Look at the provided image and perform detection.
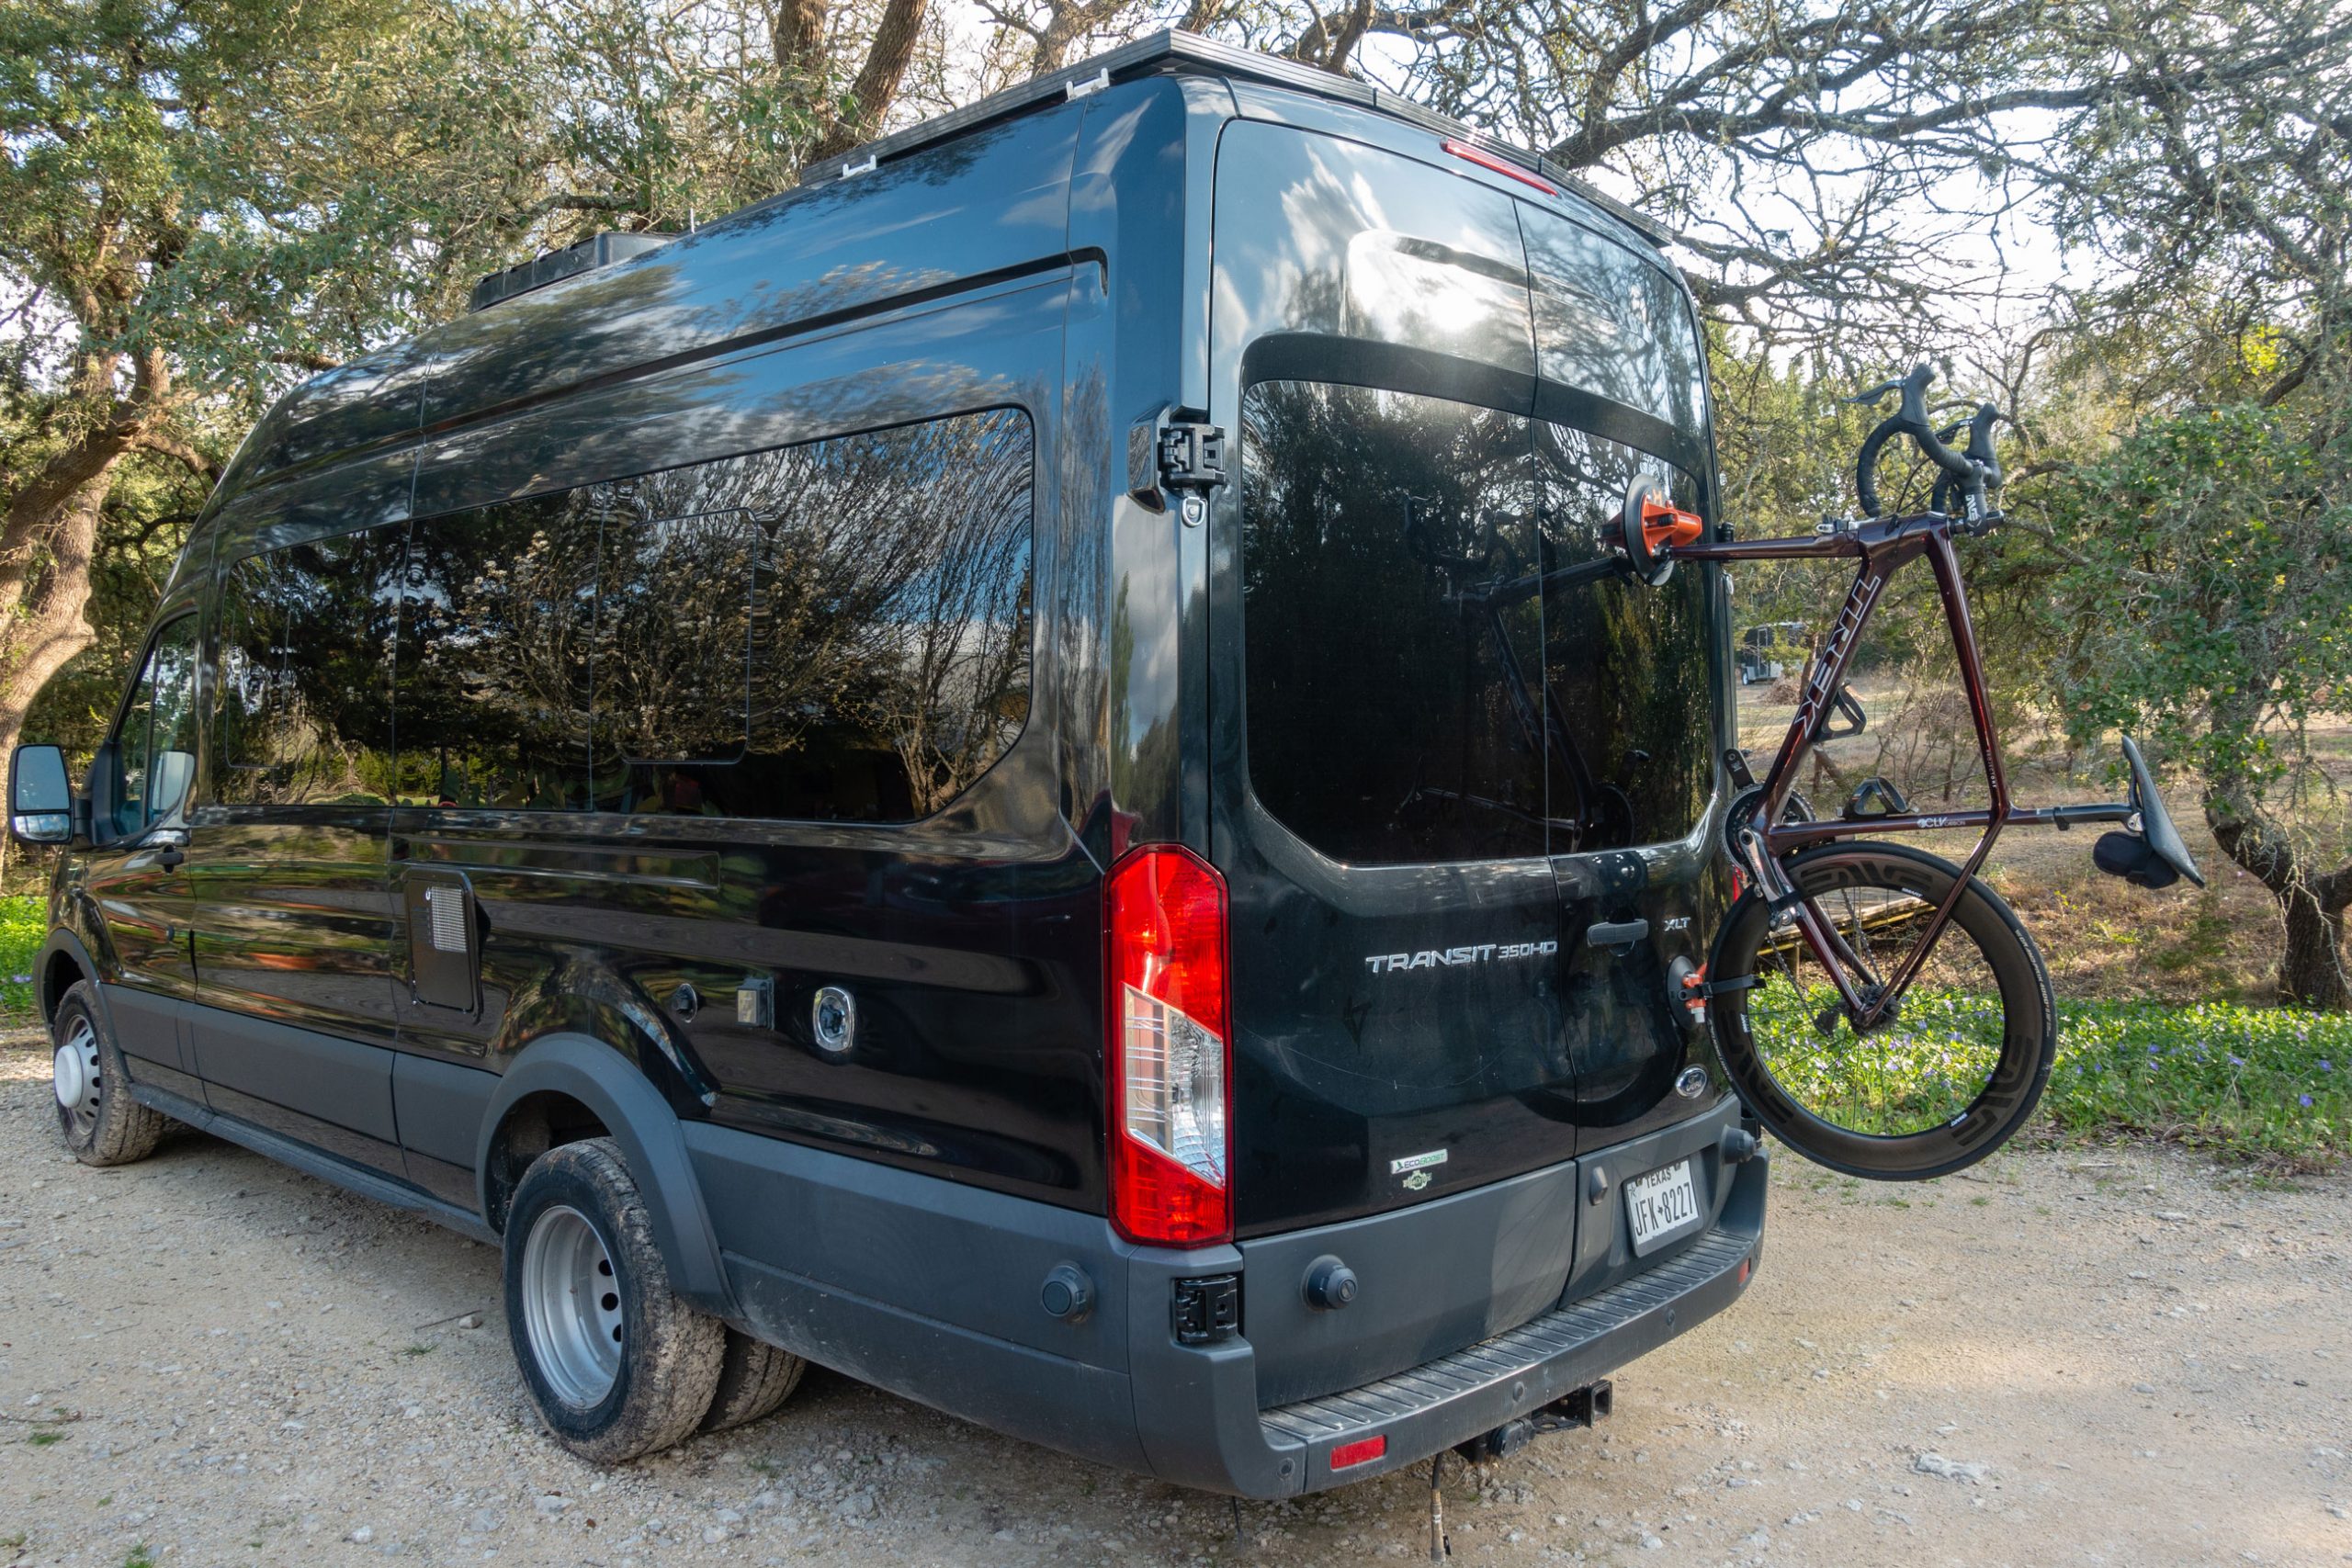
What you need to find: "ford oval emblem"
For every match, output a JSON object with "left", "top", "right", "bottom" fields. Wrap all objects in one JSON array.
[{"left": 1675, "top": 1066, "right": 1710, "bottom": 1099}]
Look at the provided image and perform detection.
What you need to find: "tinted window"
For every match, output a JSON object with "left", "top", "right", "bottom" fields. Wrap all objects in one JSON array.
[
  {"left": 393, "top": 409, "right": 1035, "bottom": 823},
  {"left": 1535, "top": 423, "right": 1714, "bottom": 852},
  {"left": 114, "top": 615, "right": 202, "bottom": 835},
  {"left": 1241, "top": 381, "right": 1544, "bottom": 865},
  {"left": 214, "top": 533, "right": 401, "bottom": 806},
  {"left": 394, "top": 491, "right": 598, "bottom": 809},
  {"left": 1241, "top": 382, "right": 1714, "bottom": 865},
  {"left": 1521, "top": 206, "right": 1707, "bottom": 436},
  {"left": 592, "top": 410, "right": 1035, "bottom": 821}
]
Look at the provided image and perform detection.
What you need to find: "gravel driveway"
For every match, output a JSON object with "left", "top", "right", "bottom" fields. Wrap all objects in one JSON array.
[{"left": 1, "top": 1038, "right": 2346, "bottom": 1568}]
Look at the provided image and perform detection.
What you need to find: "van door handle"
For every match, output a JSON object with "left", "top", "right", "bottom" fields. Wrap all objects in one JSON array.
[{"left": 1586, "top": 919, "right": 1648, "bottom": 953}]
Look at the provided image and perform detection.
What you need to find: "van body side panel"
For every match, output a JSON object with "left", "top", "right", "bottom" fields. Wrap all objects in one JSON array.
[
  {"left": 391, "top": 249, "right": 1102, "bottom": 1208},
  {"left": 413, "top": 107, "right": 1086, "bottom": 436}
]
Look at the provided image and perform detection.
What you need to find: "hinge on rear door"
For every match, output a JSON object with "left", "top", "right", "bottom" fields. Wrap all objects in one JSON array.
[
  {"left": 1158, "top": 420, "right": 1226, "bottom": 491},
  {"left": 1128, "top": 405, "right": 1227, "bottom": 520}
]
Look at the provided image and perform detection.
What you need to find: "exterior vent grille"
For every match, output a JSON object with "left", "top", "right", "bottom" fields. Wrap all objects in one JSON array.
[
  {"left": 424, "top": 884, "right": 468, "bottom": 953},
  {"left": 468, "top": 231, "right": 673, "bottom": 313}
]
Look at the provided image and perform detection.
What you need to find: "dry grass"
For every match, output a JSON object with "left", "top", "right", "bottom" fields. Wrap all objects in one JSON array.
[{"left": 1736, "top": 672, "right": 2350, "bottom": 1006}]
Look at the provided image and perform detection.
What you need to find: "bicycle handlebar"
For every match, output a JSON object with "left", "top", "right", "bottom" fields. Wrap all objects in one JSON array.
[{"left": 1849, "top": 363, "right": 2004, "bottom": 521}]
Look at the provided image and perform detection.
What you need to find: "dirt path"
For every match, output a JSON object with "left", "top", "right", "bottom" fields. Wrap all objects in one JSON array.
[{"left": 1, "top": 1041, "right": 2346, "bottom": 1568}]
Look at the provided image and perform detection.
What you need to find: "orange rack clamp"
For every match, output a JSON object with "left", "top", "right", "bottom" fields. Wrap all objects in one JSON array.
[{"left": 1640, "top": 494, "right": 1705, "bottom": 557}]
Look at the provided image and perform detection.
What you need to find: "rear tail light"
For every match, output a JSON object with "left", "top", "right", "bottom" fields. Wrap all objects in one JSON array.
[
  {"left": 1329, "top": 1435, "right": 1387, "bottom": 1470},
  {"left": 1105, "top": 845, "right": 1232, "bottom": 1247}
]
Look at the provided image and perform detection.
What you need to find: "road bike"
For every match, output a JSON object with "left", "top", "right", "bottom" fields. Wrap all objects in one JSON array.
[{"left": 1626, "top": 364, "right": 2203, "bottom": 1179}]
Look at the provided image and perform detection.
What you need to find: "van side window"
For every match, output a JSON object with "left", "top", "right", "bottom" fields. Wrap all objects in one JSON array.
[
  {"left": 594, "top": 408, "right": 1036, "bottom": 822},
  {"left": 214, "top": 534, "right": 401, "bottom": 806},
  {"left": 394, "top": 492, "right": 597, "bottom": 810},
  {"left": 112, "top": 614, "right": 203, "bottom": 835}
]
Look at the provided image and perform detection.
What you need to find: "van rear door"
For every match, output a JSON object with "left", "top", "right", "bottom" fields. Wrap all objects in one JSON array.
[{"left": 1208, "top": 120, "right": 1725, "bottom": 1239}]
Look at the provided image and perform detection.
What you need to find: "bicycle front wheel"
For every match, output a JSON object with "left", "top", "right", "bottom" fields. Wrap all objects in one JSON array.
[{"left": 1708, "top": 841, "right": 2055, "bottom": 1179}]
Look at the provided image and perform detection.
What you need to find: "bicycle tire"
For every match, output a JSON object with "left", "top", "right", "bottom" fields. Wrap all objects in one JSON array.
[{"left": 1707, "top": 840, "right": 2055, "bottom": 1179}]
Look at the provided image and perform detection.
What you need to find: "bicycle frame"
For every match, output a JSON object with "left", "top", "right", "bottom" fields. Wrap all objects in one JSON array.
[{"left": 1671, "top": 510, "right": 2137, "bottom": 1030}]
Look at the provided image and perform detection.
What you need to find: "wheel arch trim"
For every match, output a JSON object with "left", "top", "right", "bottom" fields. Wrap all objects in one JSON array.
[{"left": 476, "top": 1034, "right": 739, "bottom": 1319}]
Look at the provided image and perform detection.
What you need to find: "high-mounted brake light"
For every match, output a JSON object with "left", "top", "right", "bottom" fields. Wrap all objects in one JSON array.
[
  {"left": 1105, "top": 845, "right": 1232, "bottom": 1247},
  {"left": 1441, "top": 138, "right": 1558, "bottom": 197}
]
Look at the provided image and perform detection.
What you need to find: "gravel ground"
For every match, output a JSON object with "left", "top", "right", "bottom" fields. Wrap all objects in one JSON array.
[{"left": 1, "top": 1035, "right": 2347, "bottom": 1568}]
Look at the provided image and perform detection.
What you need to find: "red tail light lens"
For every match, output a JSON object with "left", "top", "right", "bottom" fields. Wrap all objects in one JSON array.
[
  {"left": 1329, "top": 1435, "right": 1387, "bottom": 1470},
  {"left": 1104, "top": 845, "right": 1232, "bottom": 1247}
]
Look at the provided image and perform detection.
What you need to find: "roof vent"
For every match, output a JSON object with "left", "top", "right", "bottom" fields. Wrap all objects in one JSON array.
[{"left": 468, "top": 230, "right": 673, "bottom": 313}]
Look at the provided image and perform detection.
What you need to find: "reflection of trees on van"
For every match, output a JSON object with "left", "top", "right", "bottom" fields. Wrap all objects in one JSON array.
[
  {"left": 600, "top": 410, "right": 1033, "bottom": 819},
  {"left": 396, "top": 494, "right": 598, "bottom": 809},
  {"left": 1242, "top": 379, "right": 1545, "bottom": 866},
  {"left": 1240, "top": 381, "right": 1713, "bottom": 866},
  {"left": 393, "top": 408, "right": 1033, "bottom": 823},
  {"left": 214, "top": 531, "right": 403, "bottom": 806}
]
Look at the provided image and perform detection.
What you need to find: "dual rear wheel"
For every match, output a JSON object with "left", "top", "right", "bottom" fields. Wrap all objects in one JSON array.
[{"left": 503, "top": 1138, "right": 807, "bottom": 1461}]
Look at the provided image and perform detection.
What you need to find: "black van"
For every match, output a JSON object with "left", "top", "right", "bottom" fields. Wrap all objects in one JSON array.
[{"left": 8, "top": 31, "right": 1764, "bottom": 1493}]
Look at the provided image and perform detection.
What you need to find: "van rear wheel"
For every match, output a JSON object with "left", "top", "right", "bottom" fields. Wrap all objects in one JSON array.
[
  {"left": 503, "top": 1138, "right": 725, "bottom": 1462},
  {"left": 699, "top": 1329, "right": 807, "bottom": 1433}
]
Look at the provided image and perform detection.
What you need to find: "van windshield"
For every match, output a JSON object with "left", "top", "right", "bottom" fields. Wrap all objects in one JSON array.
[{"left": 1239, "top": 380, "right": 1714, "bottom": 866}]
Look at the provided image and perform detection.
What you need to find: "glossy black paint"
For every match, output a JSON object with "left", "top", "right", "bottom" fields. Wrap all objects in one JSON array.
[
  {"left": 1205, "top": 118, "right": 1733, "bottom": 1233},
  {"left": 32, "top": 39, "right": 1746, "bottom": 1487}
]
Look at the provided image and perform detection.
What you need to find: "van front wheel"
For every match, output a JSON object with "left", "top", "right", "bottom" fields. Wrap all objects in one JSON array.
[
  {"left": 503, "top": 1138, "right": 725, "bottom": 1463},
  {"left": 51, "top": 982, "right": 168, "bottom": 1167}
]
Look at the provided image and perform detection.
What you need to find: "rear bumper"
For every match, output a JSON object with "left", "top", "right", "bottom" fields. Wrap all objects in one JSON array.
[
  {"left": 1233, "top": 1153, "right": 1761, "bottom": 1493},
  {"left": 686, "top": 1100, "right": 1766, "bottom": 1497}
]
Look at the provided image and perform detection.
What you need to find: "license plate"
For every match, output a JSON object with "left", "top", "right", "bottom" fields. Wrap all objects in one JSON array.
[{"left": 1625, "top": 1158, "right": 1702, "bottom": 1256}]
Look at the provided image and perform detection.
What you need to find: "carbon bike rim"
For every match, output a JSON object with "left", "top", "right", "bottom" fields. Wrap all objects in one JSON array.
[{"left": 1711, "top": 843, "right": 2054, "bottom": 1179}]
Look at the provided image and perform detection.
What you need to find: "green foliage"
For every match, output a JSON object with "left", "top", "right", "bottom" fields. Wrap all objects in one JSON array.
[
  {"left": 2041, "top": 403, "right": 2352, "bottom": 792},
  {"left": 1753, "top": 981, "right": 2348, "bottom": 1166},
  {"left": 0, "top": 894, "right": 45, "bottom": 1021},
  {"left": 2042, "top": 997, "right": 2349, "bottom": 1168}
]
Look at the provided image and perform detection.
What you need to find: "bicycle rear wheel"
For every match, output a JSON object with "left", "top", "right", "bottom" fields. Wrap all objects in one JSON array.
[{"left": 1708, "top": 841, "right": 2055, "bottom": 1179}]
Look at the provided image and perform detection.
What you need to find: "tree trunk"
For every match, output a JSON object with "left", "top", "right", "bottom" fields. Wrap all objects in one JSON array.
[
  {"left": 808, "top": 0, "right": 928, "bottom": 162},
  {"left": 0, "top": 461, "right": 115, "bottom": 765},
  {"left": 2278, "top": 888, "right": 2352, "bottom": 1010},
  {"left": 2206, "top": 780, "right": 2352, "bottom": 1011},
  {"left": 770, "top": 0, "right": 829, "bottom": 78}
]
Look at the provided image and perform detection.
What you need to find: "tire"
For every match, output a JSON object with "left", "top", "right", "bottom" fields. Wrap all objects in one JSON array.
[
  {"left": 698, "top": 1329, "right": 807, "bottom": 1434},
  {"left": 1707, "top": 841, "right": 2055, "bottom": 1180},
  {"left": 503, "top": 1138, "right": 726, "bottom": 1463},
  {"left": 51, "top": 982, "right": 169, "bottom": 1167}
]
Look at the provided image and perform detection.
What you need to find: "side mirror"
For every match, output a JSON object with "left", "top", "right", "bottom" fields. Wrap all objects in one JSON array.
[{"left": 9, "top": 744, "right": 75, "bottom": 844}]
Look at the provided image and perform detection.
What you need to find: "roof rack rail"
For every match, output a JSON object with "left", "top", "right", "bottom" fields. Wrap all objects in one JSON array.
[
  {"left": 469, "top": 231, "right": 675, "bottom": 314},
  {"left": 774, "top": 30, "right": 1673, "bottom": 250}
]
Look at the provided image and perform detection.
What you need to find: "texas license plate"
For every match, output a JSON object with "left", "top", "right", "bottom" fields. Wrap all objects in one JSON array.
[{"left": 1625, "top": 1158, "right": 1702, "bottom": 1256}]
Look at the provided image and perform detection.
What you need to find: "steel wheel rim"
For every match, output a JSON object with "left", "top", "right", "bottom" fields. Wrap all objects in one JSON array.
[
  {"left": 53, "top": 1016, "right": 100, "bottom": 1142},
  {"left": 520, "top": 1203, "right": 625, "bottom": 1408}
]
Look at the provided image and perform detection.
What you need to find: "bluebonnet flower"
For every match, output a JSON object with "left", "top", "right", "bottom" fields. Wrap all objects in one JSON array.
[
  {"left": 2229, "top": 1055, "right": 2245, "bottom": 1067},
  {"left": 2300, "top": 1094, "right": 2313, "bottom": 1108}
]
